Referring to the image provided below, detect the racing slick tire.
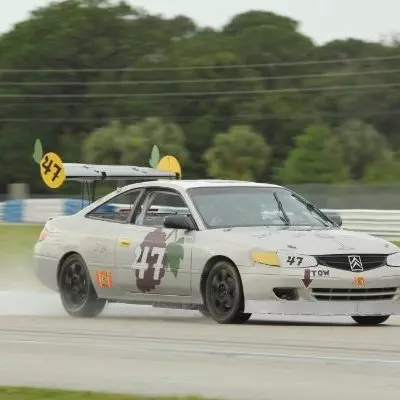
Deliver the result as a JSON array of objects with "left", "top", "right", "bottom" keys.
[
  {"left": 204, "top": 260, "right": 252, "bottom": 324},
  {"left": 58, "top": 253, "right": 106, "bottom": 318},
  {"left": 351, "top": 315, "right": 390, "bottom": 325}
]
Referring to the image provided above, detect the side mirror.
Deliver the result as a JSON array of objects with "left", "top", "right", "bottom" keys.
[
  {"left": 329, "top": 214, "right": 343, "bottom": 227},
  {"left": 164, "top": 215, "right": 195, "bottom": 230}
]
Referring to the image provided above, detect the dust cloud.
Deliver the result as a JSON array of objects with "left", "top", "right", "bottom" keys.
[
  {"left": 0, "top": 259, "right": 201, "bottom": 318},
  {"left": 0, "top": 258, "right": 64, "bottom": 316},
  {"left": 0, "top": 260, "right": 42, "bottom": 292}
]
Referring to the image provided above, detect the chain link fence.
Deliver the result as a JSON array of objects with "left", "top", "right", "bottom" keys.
[
  {"left": 286, "top": 184, "right": 400, "bottom": 209},
  {"left": 1, "top": 184, "right": 399, "bottom": 209}
]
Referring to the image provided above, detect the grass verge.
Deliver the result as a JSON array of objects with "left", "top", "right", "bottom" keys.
[
  {"left": 0, "top": 224, "right": 43, "bottom": 266},
  {"left": 0, "top": 387, "right": 216, "bottom": 400}
]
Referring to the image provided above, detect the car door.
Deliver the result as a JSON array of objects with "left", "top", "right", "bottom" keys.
[
  {"left": 82, "top": 188, "right": 145, "bottom": 291},
  {"left": 115, "top": 188, "right": 194, "bottom": 296}
]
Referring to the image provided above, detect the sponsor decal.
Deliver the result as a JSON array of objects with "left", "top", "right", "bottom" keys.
[
  {"left": 96, "top": 271, "right": 113, "bottom": 288},
  {"left": 353, "top": 276, "right": 366, "bottom": 286},
  {"left": 93, "top": 242, "right": 107, "bottom": 257}
]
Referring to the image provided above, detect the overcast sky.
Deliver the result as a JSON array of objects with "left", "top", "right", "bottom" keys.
[{"left": 0, "top": 0, "right": 398, "bottom": 44}]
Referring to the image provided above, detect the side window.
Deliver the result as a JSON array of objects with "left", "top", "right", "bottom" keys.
[
  {"left": 87, "top": 189, "right": 142, "bottom": 223},
  {"left": 141, "top": 191, "right": 189, "bottom": 227}
]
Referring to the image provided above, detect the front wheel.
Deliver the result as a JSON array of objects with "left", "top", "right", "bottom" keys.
[
  {"left": 58, "top": 254, "right": 106, "bottom": 318},
  {"left": 204, "top": 260, "right": 252, "bottom": 324},
  {"left": 351, "top": 315, "right": 390, "bottom": 325}
]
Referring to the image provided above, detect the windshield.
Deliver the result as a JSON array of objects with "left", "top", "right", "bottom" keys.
[{"left": 187, "top": 186, "right": 334, "bottom": 229}]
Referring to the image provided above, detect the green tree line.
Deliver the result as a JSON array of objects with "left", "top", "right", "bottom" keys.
[{"left": 0, "top": 0, "right": 399, "bottom": 193}]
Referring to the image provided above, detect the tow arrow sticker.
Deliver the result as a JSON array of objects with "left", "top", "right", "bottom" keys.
[{"left": 302, "top": 268, "right": 313, "bottom": 288}]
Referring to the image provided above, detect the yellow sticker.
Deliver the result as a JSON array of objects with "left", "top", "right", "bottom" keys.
[
  {"left": 40, "top": 152, "right": 66, "bottom": 189},
  {"left": 157, "top": 155, "right": 182, "bottom": 179},
  {"left": 119, "top": 238, "right": 131, "bottom": 247},
  {"left": 251, "top": 251, "right": 280, "bottom": 267}
]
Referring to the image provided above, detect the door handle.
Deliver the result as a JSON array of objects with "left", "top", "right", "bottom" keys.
[{"left": 119, "top": 238, "right": 131, "bottom": 247}]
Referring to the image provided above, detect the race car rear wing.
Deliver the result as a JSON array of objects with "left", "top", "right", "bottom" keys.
[
  {"left": 64, "top": 163, "right": 177, "bottom": 182},
  {"left": 64, "top": 163, "right": 178, "bottom": 203},
  {"left": 33, "top": 140, "right": 181, "bottom": 203}
]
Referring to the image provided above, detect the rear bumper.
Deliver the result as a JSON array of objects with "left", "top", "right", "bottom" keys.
[{"left": 33, "top": 254, "right": 59, "bottom": 292}]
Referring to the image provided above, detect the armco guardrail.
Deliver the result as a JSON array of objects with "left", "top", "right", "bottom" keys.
[
  {"left": 0, "top": 199, "right": 400, "bottom": 240},
  {"left": 325, "top": 209, "right": 400, "bottom": 241},
  {"left": 0, "top": 199, "right": 87, "bottom": 223}
]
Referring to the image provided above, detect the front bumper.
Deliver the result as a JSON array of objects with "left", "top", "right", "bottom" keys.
[
  {"left": 241, "top": 264, "right": 400, "bottom": 316},
  {"left": 244, "top": 299, "right": 400, "bottom": 316}
]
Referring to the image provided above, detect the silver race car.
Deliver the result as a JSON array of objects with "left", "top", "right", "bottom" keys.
[{"left": 33, "top": 164, "right": 400, "bottom": 325}]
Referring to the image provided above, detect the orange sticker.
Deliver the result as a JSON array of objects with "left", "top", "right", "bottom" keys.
[
  {"left": 353, "top": 276, "right": 366, "bottom": 286},
  {"left": 96, "top": 271, "right": 113, "bottom": 288}
]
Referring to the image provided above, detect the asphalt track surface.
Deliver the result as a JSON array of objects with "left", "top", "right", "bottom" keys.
[{"left": 2, "top": 282, "right": 400, "bottom": 400}]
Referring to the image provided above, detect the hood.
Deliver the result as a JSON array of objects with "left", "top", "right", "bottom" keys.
[{"left": 209, "top": 226, "right": 399, "bottom": 255}]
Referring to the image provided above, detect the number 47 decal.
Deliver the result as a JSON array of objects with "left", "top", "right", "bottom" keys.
[
  {"left": 133, "top": 246, "right": 166, "bottom": 280},
  {"left": 286, "top": 255, "right": 303, "bottom": 266},
  {"left": 41, "top": 155, "right": 62, "bottom": 182}
]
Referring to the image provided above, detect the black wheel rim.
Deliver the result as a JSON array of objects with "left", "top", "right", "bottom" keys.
[
  {"left": 210, "top": 267, "right": 237, "bottom": 316},
  {"left": 60, "top": 261, "right": 89, "bottom": 309}
]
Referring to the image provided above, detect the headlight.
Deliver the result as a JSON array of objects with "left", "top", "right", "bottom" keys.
[
  {"left": 386, "top": 252, "right": 400, "bottom": 266},
  {"left": 250, "top": 250, "right": 317, "bottom": 268}
]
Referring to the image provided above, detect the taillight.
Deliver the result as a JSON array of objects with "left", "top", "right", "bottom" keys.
[{"left": 38, "top": 227, "right": 49, "bottom": 242}]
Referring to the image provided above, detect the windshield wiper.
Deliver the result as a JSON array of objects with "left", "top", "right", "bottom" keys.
[
  {"left": 273, "top": 192, "right": 290, "bottom": 225},
  {"left": 304, "top": 201, "right": 331, "bottom": 227},
  {"left": 287, "top": 192, "right": 332, "bottom": 227}
]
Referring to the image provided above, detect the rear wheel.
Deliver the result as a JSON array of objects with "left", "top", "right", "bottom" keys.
[
  {"left": 351, "top": 315, "right": 390, "bottom": 325},
  {"left": 58, "top": 254, "right": 106, "bottom": 317},
  {"left": 204, "top": 260, "right": 252, "bottom": 324}
]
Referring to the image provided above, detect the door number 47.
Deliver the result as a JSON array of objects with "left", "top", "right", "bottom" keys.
[{"left": 286, "top": 255, "right": 303, "bottom": 266}]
